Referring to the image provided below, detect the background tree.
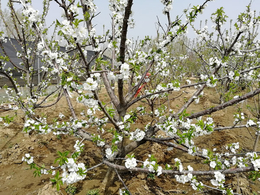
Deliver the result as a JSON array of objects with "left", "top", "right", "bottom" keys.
[{"left": 0, "top": 8, "right": 24, "bottom": 38}]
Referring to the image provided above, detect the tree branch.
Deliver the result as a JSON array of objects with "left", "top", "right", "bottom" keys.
[
  {"left": 188, "top": 87, "right": 260, "bottom": 119},
  {"left": 103, "top": 160, "right": 255, "bottom": 175}
]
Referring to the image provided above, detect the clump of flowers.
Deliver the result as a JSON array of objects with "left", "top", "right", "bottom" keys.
[{"left": 22, "top": 153, "right": 34, "bottom": 164}]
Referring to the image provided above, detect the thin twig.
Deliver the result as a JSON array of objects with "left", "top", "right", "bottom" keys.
[
  {"left": 86, "top": 162, "right": 104, "bottom": 172},
  {"left": 114, "top": 168, "right": 132, "bottom": 195}
]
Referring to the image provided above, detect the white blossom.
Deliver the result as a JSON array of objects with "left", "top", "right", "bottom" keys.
[
  {"left": 130, "top": 129, "right": 145, "bottom": 141},
  {"left": 125, "top": 157, "right": 137, "bottom": 169},
  {"left": 210, "top": 161, "right": 216, "bottom": 168},
  {"left": 105, "top": 148, "right": 115, "bottom": 161}
]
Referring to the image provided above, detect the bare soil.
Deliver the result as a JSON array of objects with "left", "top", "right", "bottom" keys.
[{"left": 0, "top": 87, "right": 260, "bottom": 195}]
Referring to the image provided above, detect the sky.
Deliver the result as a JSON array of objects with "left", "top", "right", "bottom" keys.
[{"left": 1, "top": 0, "right": 260, "bottom": 40}]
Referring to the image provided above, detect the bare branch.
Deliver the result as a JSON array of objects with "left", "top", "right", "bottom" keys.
[{"left": 188, "top": 87, "right": 260, "bottom": 119}]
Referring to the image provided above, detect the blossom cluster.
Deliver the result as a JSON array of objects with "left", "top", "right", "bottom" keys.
[
  {"left": 233, "top": 112, "right": 245, "bottom": 124},
  {"left": 23, "top": 117, "right": 91, "bottom": 136},
  {"left": 105, "top": 148, "right": 116, "bottom": 161},
  {"left": 129, "top": 129, "right": 145, "bottom": 141},
  {"left": 22, "top": 4, "right": 41, "bottom": 24},
  {"left": 119, "top": 63, "right": 130, "bottom": 80},
  {"left": 157, "top": 116, "right": 215, "bottom": 141},
  {"left": 125, "top": 157, "right": 137, "bottom": 169},
  {"left": 60, "top": 20, "right": 88, "bottom": 45},
  {"left": 143, "top": 158, "right": 162, "bottom": 176},
  {"left": 82, "top": 0, "right": 97, "bottom": 15},
  {"left": 92, "top": 134, "right": 105, "bottom": 147},
  {"left": 161, "top": 0, "right": 173, "bottom": 14},
  {"left": 210, "top": 171, "right": 225, "bottom": 187},
  {"left": 61, "top": 158, "right": 87, "bottom": 185},
  {"left": 74, "top": 140, "right": 84, "bottom": 153},
  {"left": 245, "top": 152, "right": 260, "bottom": 171},
  {"left": 77, "top": 93, "right": 99, "bottom": 112},
  {"left": 22, "top": 153, "right": 34, "bottom": 164},
  {"left": 109, "top": 0, "right": 127, "bottom": 13},
  {"left": 174, "top": 159, "right": 194, "bottom": 184}
]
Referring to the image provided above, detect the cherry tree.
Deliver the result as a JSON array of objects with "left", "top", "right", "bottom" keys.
[{"left": 1, "top": 0, "right": 260, "bottom": 194}]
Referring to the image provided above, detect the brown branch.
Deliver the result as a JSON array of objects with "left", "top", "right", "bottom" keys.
[
  {"left": 63, "top": 88, "right": 77, "bottom": 119},
  {"left": 126, "top": 81, "right": 203, "bottom": 109},
  {"left": 101, "top": 70, "right": 119, "bottom": 108},
  {"left": 119, "top": 0, "right": 133, "bottom": 64},
  {"left": 35, "top": 87, "right": 63, "bottom": 108},
  {"left": 145, "top": 137, "right": 188, "bottom": 152},
  {"left": 118, "top": 0, "right": 133, "bottom": 107},
  {"left": 104, "top": 160, "right": 255, "bottom": 175},
  {"left": 214, "top": 124, "right": 251, "bottom": 131},
  {"left": 176, "top": 84, "right": 206, "bottom": 115},
  {"left": 188, "top": 87, "right": 260, "bottom": 119},
  {"left": 93, "top": 90, "right": 119, "bottom": 130}
]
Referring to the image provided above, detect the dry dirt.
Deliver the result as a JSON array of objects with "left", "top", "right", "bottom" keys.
[{"left": 0, "top": 86, "right": 260, "bottom": 195}]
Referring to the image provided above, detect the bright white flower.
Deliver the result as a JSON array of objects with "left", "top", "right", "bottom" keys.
[
  {"left": 215, "top": 171, "right": 225, "bottom": 182},
  {"left": 105, "top": 148, "right": 115, "bottom": 161},
  {"left": 200, "top": 74, "right": 208, "bottom": 80},
  {"left": 124, "top": 114, "right": 131, "bottom": 121},
  {"left": 211, "top": 171, "right": 225, "bottom": 186},
  {"left": 143, "top": 159, "right": 157, "bottom": 173},
  {"left": 67, "top": 77, "right": 73, "bottom": 82},
  {"left": 202, "top": 149, "right": 208, "bottom": 157},
  {"left": 224, "top": 160, "right": 230, "bottom": 167},
  {"left": 157, "top": 166, "right": 163, "bottom": 176},
  {"left": 228, "top": 71, "right": 234, "bottom": 79},
  {"left": 210, "top": 179, "right": 219, "bottom": 186},
  {"left": 210, "top": 161, "right": 216, "bottom": 168},
  {"left": 187, "top": 165, "right": 193, "bottom": 171},
  {"left": 130, "top": 129, "right": 145, "bottom": 141},
  {"left": 246, "top": 119, "right": 256, "bottom": 127},
  {"left": 83, "top": 77, "right": 98, "bottom": 91},
  {"left": 74, "top": 140, "right": 84, "bottom": 153},
  {"left": 97, "top": 140, "right": 105, "bottom": 147},
  {"left": 193, "top": 96, "right": 199, "bottom": 104},
  {"left": 61, "top": 159, "right": 87, "bottom": 185},
  {"left": 206, "top": 75, "right": 217, "bottom": 88},
  {"left": 22, "top": 5, "right": 41, "bottom": 23},
  {"left": 107, "top": 71, "right": 116, "bottom": 81},
  {"left": 82, "top": 0, "right": 97, "bottom": 15},
  {"left": 114, "top": 135, "right": 123, "bottom": 144},
  {"left": 125, "top": 157, "right": 137, "bottom": 169},
  {"left": 37, "top": 41, "right": 45, "bottom": 51},
  {"left": 69, "top": 4, "right": 79, "bottom": 15},
  {"left": 252, "top": 159, "right": 260, "bottom": 171},
  {"left": 41, "top": 169, "right": 48, "bottom": 175},
  {"left": 22, "top": 153, "right": 34, "bottom": 165},
  {"left": 120, "top": 63, "right": 130, "bottom": 80},
  {"left": 179, "top": 164, "right": 183, "bottom": 172}
]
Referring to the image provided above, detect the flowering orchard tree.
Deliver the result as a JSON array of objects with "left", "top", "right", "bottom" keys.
[{"left": 1, "top": 0, "right": 260, "bottom": 194}]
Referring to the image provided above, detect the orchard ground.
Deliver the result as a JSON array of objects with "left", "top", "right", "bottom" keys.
[{"left": 0, "top": 84, "right": 260, "bottom": 195}]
